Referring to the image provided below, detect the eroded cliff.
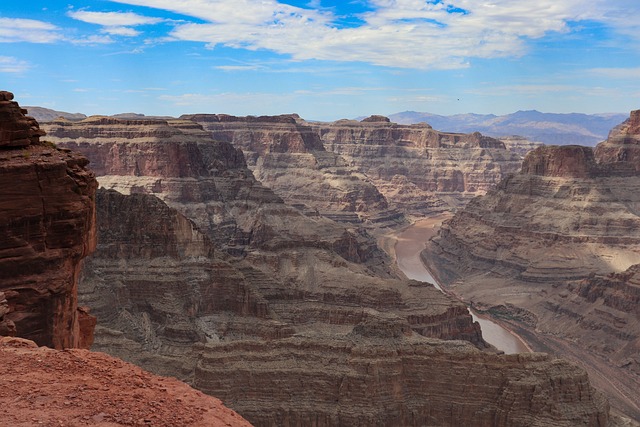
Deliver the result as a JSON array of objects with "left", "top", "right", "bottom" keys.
[
  {"left": 43, "top": 115, "right": 617, "bottom": 426},
  {"left": 0, "top": 91, "right": 97, "bottom": 349},
  {"left": 184, "top": 113, "right": 403, "bottom": 226},
  {"left": 423, "top": 114, "right": 640, "bottom": 421},
  {"left": 313, "top": 116, "right": 525, "bottom": 214}
]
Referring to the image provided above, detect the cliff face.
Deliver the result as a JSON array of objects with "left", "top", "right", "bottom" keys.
[
  {"left": 196, "top": 335, "right": 609, "bottom": 427},
  {"left": 49, "top": 115, "right": 618, "bottom": 426},
  {"left": 313, "top": 117, "right": 525, "bottom": 214},
  {"left": 0, "top": 91, "right": 97, "bottom": 349},
  {"left": 184, "top": 114, "right": 402, "bottom": 226},
  {"left": 423, "top": 116, "right": 640, "bottom": 420},
  {"left": 594, "top": 109, "right": 640, "bottom": 174}
]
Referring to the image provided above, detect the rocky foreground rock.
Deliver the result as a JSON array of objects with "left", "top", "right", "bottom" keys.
[
  {"left": 0, "top": 336, "right": 251, "bottom": 427},
  {"left": 423, "top": 110, "right": 640, "bottom": 422}
]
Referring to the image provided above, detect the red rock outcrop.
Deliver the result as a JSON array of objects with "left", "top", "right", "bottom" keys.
[
  {"left": 0, "top": 336, "right": 251, "bottom": 427},
  {"left": 0, "top": 91, "right": 45, "bottom": 147},
  {"left": 423, "top": 124, "right": 640, "bottom": 420},
  {"left": 312, "top": 116, "right": 525, "bottom": 214},
  {"left": 0, "top": 92, "right": 97, "bottom": 349}
]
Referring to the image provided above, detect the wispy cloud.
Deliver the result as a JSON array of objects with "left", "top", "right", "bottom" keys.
[
  {"left": 67, "top": 11, "right": 163, "bottom": 26},
  {"left": 108, "top": 0, "right": 640, "bottom": 69},
  {"left": 0, "top": 56, "right": 30, "bottom": 73},
  {"left": 68, "top": 10, "right": 163, "bottom": 38},
  {"left": 588, "top": 67, "right": 640, "bottom": 79},
  {"left": 0, "top": 18, "right": 62, "bottom": 43}
]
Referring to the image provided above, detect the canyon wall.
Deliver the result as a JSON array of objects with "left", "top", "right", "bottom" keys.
[
  {"left": 423, "top": 111, "right": 640, "bottom": 421},
  {"left": 313, "top": 116, "right": 525, "bottom": 214},
  {"left": 0, "top": 91, "right": 97, "bottom": 349},
  {"left": 196, "top": 335, "right": 608, "bottom": 427},
  {"left": 184, "top": 113, "right": 403, "bottom": 226},
  {"left": 40, "top": 115, "right": 618, "bottom": 426}
]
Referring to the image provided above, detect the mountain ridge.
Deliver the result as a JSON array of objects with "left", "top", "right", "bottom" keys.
[{"left": 388, "top": 110, "right": 627, "bottom": 146}]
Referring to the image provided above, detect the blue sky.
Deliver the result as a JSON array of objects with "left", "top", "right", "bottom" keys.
[{"left": 1, "top": 0, "right": 639, "bottom": 120}]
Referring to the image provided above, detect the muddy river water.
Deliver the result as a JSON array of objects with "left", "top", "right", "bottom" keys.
[{"left": 394, "top": 217, "right": 530, "bottom": 354}]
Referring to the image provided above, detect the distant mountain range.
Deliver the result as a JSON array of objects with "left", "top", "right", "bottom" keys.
[
  {"left": 25, "top": 106, "right": 628, "bottom": 147},
  {"left": 388, "top": 110, "right": 628, "bottom": 146}
]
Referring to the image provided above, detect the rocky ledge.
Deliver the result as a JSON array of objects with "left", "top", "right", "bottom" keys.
[
  {"left": 0, "top": 91, "right": 97, "bottom": 349},
  {"left": 0, "top": 336, "right": 251, "bottom": 427}
]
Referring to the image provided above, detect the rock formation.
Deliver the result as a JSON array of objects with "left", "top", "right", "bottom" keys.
[
  {"left": 39, "top": 115, "right": 615, "bottom": 425},
  {"left": 183, "top": 113, "right": 402, "bottom": 226},
  {"left": 423, "top": 113, "right": 640, "bottom": 420},
  {"left": 0, "top": 336, "right": 251, "bottom": 427},
  {"left": 195, "top": 335, "right": 609, "bottom": 427},
  {"left": 0, "top": 91, "right": 97, "bottom": 349},
  {"left": 312, "top": 116, "right": 525, "bottom": 214}
]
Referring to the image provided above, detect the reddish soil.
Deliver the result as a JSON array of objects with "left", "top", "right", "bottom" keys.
[{"left": 0, "top": 337, "right": 252, "bottom": 427}]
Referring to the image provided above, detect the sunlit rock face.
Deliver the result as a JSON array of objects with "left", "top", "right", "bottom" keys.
[
  {"left": 184, "top": 113, "right": 404, "bottom": 227},
  {"left": 423, "top": 111, "right": 640, "bottom": 420},
  {"left": 311, "top": 116, "right": 525, "bottom": 215},
  {"left": 42, "top": 114, "right": 613, "bottom": 426},
  {"left": 0, "top": 91, "right": 97, "bottom": 349}
]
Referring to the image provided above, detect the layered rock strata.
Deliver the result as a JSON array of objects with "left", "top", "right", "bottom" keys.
[
  {"left": 312, "top": 116, "right": 525, "bottom": 214},
  {"left": 195, "top": 333, "right": 609, "bottom": 427},
  {"left": 184, "top": 114, "right": 402, "bottom": 226},
  {"left": 43, "top": 114, "right": 616, "bottom": 425},
  {"left": 0, "top": 92, "right": 97, "bottom": 349},
  {"left": 423, "top": 120, "right": 640, "bottom": 420}
]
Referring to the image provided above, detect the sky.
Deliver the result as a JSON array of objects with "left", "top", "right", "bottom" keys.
[{"left": 1, "top": 0, "right": 640, "bottom": 121}]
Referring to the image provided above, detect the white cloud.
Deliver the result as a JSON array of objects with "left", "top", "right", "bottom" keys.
[
  {"left": 110, "top": 0, "right": 640, "bottom": 69},
  {"left": 102, "top": 26, "right": 141, "bottom": 37},
  {"left": 0, "top": 18, "right": 61, "bottom": 43},
  {"left": 68, "top": 10, "right": 163, "bottom": 38},
  {"left": 68, "top": 11, "right": 162, "bottom": 27},
  {"left": 0, "top": 56, "right": 30, "bottom": 73}
]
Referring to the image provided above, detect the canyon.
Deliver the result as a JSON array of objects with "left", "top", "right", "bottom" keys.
[
  {"left": 423, "top": 110, "right": 640, "bottom": 422},
  {"left": 32, "top": 111, "right": 619, "bottom": 425},
  {"left": 0, "top": 91, "right": 250, "bottom": 426},
  {"left": 186, "top": 113, "right": 526, "bottom": 219}
]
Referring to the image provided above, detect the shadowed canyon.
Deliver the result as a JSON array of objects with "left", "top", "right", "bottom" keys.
[{"left": 2, "top": 92, "right": 639, "bottom": 425}]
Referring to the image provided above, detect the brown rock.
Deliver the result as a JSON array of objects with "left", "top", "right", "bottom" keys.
[
  {"left": 521, "top": 145, "right": 598, "bottom": 178},
  {"left": 0, "top": 90, "right": 46, "bottom": 147},
  {"left": 312, "top": 117, "right": 524, "bottom": 214},
  {"left": 195, "top": 336, "right": 609, "bottom": 427},
  {"left": 184, "top": 113, "right": 398, "bottom": 226},
  {"left": 594, "top": 109, "right": 640, "bottom": 174}
]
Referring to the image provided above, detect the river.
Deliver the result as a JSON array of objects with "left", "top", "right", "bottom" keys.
[{"left": 394, "top": 216, "right": 530, "bottom": 354}]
